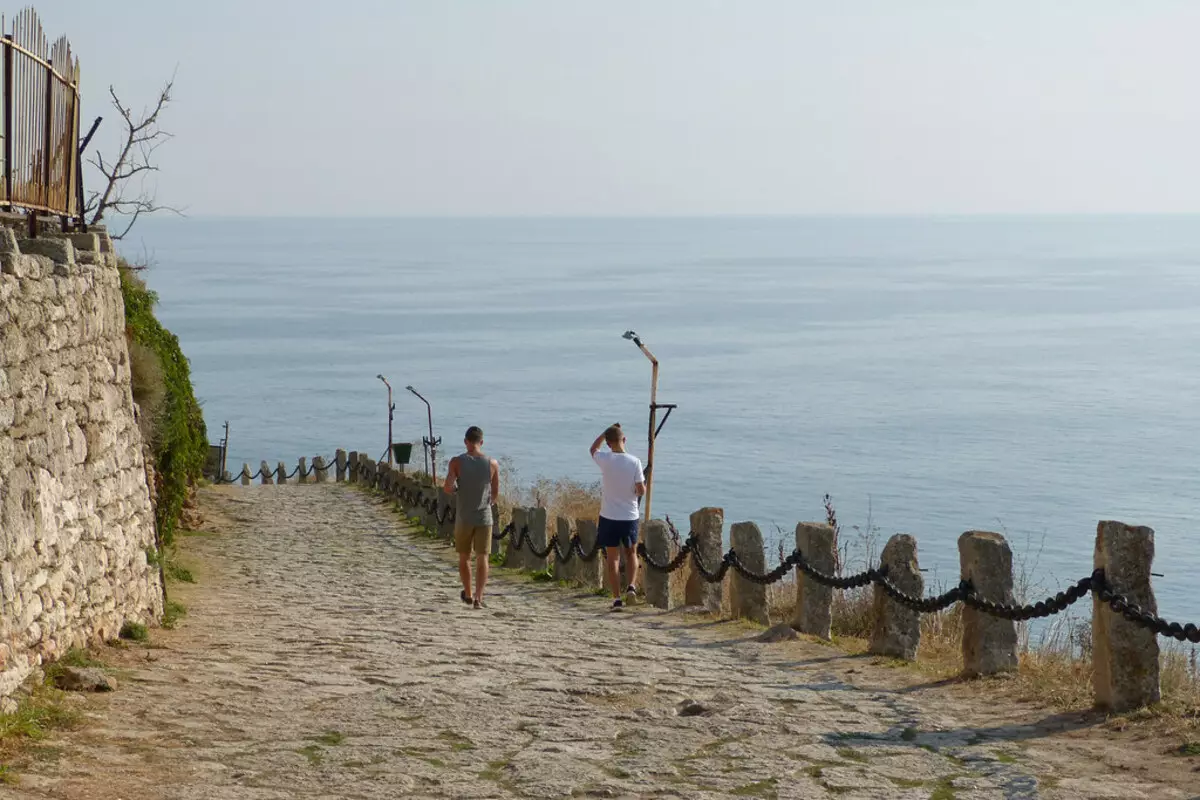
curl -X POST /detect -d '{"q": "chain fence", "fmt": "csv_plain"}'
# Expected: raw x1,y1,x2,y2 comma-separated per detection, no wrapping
215,455,1200,645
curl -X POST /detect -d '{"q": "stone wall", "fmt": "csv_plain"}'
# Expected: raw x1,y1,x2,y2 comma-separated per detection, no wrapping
0,225,163,698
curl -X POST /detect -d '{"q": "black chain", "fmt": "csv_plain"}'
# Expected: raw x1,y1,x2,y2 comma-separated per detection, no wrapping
216,455,1200,642
1094,570,1200,644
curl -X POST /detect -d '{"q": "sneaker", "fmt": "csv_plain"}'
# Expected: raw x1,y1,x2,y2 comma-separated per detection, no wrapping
625,584,637,598
473,599,485,610
611,598,624,611
460,590,471,605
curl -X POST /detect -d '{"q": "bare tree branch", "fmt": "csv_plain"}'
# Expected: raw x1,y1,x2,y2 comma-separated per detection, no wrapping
87,74,179,239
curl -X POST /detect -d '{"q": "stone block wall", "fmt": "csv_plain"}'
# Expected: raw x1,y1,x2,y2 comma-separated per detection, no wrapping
0,225,163,697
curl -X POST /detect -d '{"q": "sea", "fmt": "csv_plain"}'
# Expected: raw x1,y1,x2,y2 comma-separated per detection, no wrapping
133,215,1200,625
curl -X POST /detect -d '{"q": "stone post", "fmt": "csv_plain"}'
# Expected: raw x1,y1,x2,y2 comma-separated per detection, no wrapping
553,517,574,582
222,470,232,484
297,457,308,484
439,489,455,540
730,522,769,625
277,461,288,484
336,449,347,482
685,508,725,614
574,518,602,589
505,507,528,568
793,522,836,639
1093,521,1160,712
869,534,922,661
643,519,677,609
959,531,1018,677
240,463,251,486
525,508,549,572
314,456,329,484
347,451,359,483
260,461,273,485
491,505,502,556
375,460,387,491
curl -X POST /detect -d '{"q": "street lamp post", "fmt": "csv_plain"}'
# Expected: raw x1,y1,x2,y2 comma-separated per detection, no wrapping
377,374,395,465
406,385,439,483
622,330,675,522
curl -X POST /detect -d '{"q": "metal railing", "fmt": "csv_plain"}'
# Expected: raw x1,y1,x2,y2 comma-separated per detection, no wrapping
0,8,81,223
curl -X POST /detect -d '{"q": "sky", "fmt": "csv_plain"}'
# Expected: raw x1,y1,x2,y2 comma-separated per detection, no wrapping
25,1,1200,216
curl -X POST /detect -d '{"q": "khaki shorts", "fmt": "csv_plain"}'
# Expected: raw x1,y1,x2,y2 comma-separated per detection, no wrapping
454,523,492,555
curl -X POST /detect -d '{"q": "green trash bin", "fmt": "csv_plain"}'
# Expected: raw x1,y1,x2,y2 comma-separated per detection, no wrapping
391,442,413,465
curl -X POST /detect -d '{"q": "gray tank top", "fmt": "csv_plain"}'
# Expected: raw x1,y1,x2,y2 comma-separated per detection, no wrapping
455,452,493,527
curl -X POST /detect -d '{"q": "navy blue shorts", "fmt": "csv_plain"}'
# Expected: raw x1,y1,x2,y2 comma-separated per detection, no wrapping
597,516,639,549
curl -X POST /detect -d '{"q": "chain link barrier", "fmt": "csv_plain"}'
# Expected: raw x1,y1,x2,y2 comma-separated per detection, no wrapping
630,530,1199,640
216,459,1200,643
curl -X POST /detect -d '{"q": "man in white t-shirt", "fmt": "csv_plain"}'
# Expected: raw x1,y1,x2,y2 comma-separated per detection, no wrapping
589,423,646,611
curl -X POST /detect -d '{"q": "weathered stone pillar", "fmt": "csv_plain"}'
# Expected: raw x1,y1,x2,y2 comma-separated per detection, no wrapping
314,456,329,484
525,508,549,572
643,520,677,609
574,518,602,588
260,461,273,485
297,457,308,484
491,504,503,555
276,461,288,484
959,531,1018,677
505,507,528,568
336,449,347,482
222,470,232,484
347,451,359,483
793,522,836,639
730,522,769,625
375,460,387,491
870,534,922,661
359,458,371,488
240,463,251,486
684,508,725,614
553,517,574,582
439,489,455,539
1093,521,1160,712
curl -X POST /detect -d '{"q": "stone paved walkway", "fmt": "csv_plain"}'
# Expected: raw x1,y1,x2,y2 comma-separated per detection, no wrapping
9,485,1199,799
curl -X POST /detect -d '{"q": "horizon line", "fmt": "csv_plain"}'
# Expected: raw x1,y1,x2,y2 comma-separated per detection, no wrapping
127,211,1200,222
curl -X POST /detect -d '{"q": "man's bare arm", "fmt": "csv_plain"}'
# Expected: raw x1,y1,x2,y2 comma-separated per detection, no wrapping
442,457,459,494
490,459,500,506
634,481,646,498
589,432,606,456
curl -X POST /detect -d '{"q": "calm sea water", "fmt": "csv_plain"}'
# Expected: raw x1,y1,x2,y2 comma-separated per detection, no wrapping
135,216,1200,623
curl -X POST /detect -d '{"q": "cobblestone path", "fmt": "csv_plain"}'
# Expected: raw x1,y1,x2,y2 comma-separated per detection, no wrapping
9,485,1199,799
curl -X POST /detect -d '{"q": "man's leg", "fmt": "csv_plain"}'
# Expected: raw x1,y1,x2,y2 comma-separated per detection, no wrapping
623,543,640,593
458,552,472,597
454,525,473,601
474,527,490,603
604,548,622,599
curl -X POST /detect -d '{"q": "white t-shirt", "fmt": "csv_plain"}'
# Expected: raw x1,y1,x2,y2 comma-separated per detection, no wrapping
592,450,646,521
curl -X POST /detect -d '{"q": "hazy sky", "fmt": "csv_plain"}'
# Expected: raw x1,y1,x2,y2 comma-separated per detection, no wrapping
27,1,1200,216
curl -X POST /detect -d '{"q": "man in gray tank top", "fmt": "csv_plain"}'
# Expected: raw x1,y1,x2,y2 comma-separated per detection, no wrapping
442,426,500,609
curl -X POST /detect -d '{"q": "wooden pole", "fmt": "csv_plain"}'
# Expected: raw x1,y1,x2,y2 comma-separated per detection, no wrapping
637,341,659,522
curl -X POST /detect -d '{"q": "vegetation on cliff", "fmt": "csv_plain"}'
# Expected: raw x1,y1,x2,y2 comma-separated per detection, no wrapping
119,262,207,546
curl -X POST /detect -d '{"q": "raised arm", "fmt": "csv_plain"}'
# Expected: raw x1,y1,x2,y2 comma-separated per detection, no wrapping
589,431,607,457
489,458,500,506
442,456,459,494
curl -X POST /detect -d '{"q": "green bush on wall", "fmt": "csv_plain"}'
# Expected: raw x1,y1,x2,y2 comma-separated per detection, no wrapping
119,262,208,546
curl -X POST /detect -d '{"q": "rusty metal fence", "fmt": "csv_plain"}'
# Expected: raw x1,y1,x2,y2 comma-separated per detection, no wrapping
0,8,81,222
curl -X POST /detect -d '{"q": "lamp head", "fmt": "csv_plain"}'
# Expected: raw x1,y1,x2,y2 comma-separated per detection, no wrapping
405,385,415,393
622,330,643,346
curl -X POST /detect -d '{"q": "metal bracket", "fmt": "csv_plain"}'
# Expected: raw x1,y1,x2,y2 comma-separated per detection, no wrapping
652,403,677,441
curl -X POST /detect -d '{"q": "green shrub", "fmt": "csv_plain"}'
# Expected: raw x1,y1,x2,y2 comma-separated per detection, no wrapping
118,621,148,642
119,263,208,547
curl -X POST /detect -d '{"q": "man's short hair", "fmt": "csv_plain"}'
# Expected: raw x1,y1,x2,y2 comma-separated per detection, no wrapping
603,424,623,446
465,426,484,444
